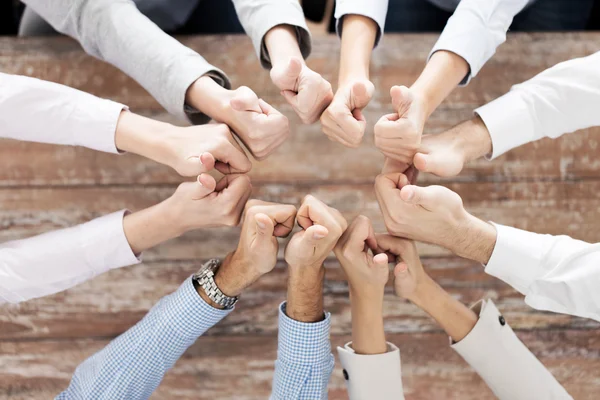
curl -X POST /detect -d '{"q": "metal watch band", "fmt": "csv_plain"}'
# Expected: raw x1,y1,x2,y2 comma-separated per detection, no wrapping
193,259,238,309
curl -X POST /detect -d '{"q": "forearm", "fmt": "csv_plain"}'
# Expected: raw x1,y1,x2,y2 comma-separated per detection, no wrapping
450,213,497,265
349,289,387,355
264,25,305,68
123,200,183,255
476,51,600,159
411,51,469,118
0,73,124,153
25,0,228,121
409,277,477,342
286,267,325,322
338,15,378,85
0,211,139,304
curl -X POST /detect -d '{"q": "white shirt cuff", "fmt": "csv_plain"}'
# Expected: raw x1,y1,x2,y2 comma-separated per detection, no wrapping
475,91,536,160
484,223,547,295
337,342,405,400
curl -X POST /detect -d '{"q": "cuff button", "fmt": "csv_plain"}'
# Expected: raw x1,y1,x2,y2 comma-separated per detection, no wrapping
499,315,506,326
343,369,349,380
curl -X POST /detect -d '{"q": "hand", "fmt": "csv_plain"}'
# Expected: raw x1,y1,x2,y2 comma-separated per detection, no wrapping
285,195,348,269
226,86,290,160
374,172,468,250
413,116,493,177
373,235,427,301
374,86,428,163
320,80,374,148
215,200,297,296
162,124,252,176
270,57,333,124
334,215,389,293
165,173,252,232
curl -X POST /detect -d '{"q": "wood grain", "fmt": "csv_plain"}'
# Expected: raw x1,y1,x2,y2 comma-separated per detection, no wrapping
0,180,598,261
1,330,599,400
2,258,598,340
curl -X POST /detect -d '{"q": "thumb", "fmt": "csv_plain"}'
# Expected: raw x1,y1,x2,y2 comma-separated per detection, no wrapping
230,87,261,113
373,253,389,268
280,90,298,107
413,153,431,173
186,173,217,200
350,81,374,110
254,212,275,243
390,85,413,116
299,224,329,248
393,262,410,283
399,185,430,206
283,57,303,84
185,152,215,175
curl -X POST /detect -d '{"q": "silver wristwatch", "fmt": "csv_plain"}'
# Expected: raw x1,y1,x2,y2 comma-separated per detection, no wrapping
193,259,238,309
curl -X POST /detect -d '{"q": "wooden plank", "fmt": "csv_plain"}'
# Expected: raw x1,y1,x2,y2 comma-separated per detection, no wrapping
2,33,599,110
1,330,599,399
0,181,598,262
2,259,598,340
1,113,599,187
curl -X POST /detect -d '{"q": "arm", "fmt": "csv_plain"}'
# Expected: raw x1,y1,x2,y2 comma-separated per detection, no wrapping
273,195,348,399
320,15,378,147
56,277,232,399
388,238,571,400
58,199,296,399
23,0,228,124
0,174,252,304
334,216,405,400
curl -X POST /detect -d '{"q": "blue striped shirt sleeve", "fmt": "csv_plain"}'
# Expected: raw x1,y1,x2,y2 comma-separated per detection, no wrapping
56,276,232,400
271,302,334,400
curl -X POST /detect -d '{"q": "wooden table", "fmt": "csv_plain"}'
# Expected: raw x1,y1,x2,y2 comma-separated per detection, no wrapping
0,33,599,400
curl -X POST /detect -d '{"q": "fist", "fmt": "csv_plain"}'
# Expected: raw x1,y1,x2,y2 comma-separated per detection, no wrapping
374,86,427,164
167,173,252,232
285,195,348,269
374,172,467,249
320,80,374,148
334,215,389,291
373,235,427,300
164,124,252,176
270,57,333,124
227,86,290,160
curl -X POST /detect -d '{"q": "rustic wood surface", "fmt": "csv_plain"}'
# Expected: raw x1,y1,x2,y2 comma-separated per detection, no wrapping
1,33,600,399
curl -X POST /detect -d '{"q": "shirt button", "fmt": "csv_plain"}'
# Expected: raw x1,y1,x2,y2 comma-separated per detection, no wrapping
343,369,349,380
499,315,506,326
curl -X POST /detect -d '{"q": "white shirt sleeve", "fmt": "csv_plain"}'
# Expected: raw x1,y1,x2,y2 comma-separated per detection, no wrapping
0,211,141,304
430,0,529,85
452,299,572,399
231,0,311,69
336,342,405,400
475,51,600,159
334,0,389,47
0,73,125,153
23,0,230,125
485,224,600,322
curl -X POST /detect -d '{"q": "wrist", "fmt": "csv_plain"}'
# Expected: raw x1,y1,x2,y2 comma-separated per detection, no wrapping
194,278,226,310
451,213,497,265
406,275,440,308
114,111,173,157
286,266,325,323
265,24,304,69
213,252,257,297
186,75,232,122
349,284,385,306
459,116,493,162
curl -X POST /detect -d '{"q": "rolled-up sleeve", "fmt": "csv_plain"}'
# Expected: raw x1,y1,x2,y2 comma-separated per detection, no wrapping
0,73,125,153
429,0,529,85
232,0,311,69
0,210,140,304
24,0,230,125
334,0,389,48
271,302,334,400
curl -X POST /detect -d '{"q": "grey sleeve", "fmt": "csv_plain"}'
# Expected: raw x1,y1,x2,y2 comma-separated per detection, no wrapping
23,0,231,124
231,0,311,69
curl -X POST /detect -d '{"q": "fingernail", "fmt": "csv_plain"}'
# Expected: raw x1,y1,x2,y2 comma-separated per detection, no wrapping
196,176,203,186
188,156,202,164
405,189,414,200
313,232,326,239
257,220,266,230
